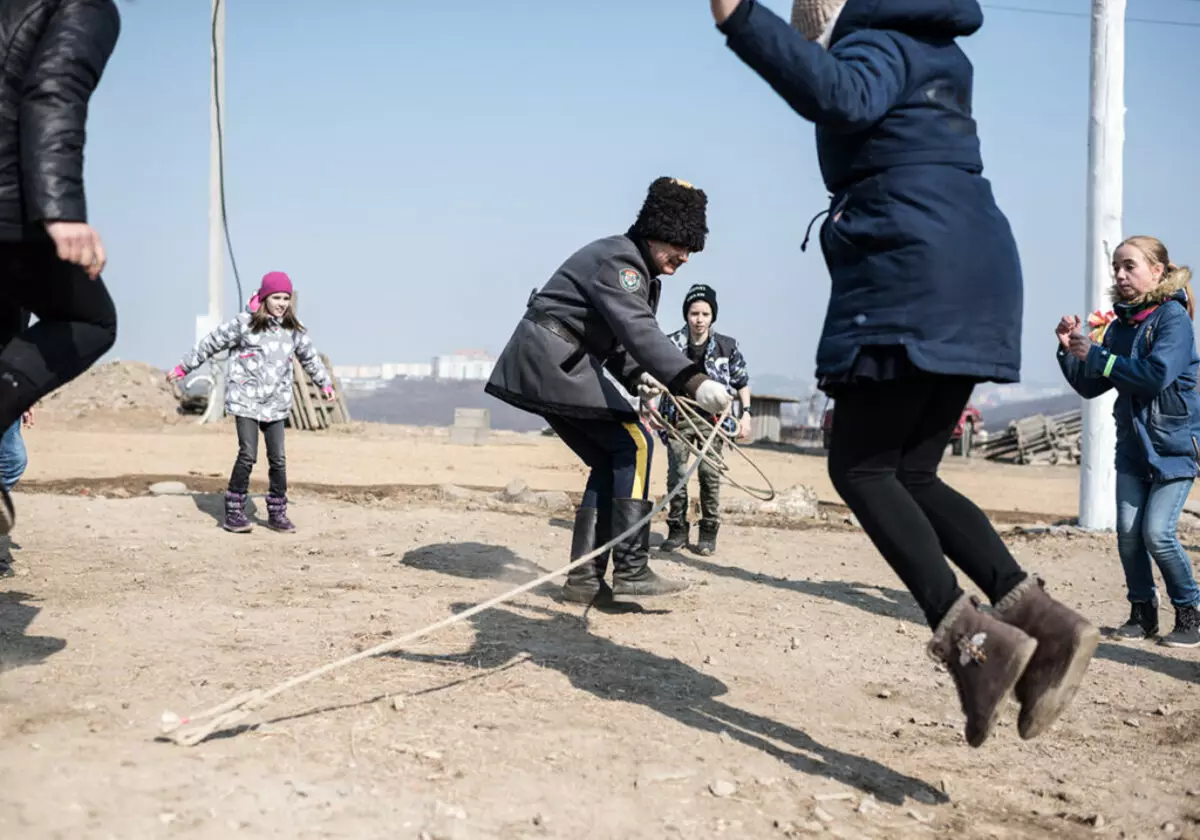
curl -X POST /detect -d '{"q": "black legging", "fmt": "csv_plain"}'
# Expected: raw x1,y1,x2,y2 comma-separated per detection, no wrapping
0,242,118,431
826,374,1027,628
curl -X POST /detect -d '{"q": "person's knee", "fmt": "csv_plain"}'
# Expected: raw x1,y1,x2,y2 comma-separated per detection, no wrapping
81,287,118,361
827,450,861,499
896,466,937,492
1142,522,1181,557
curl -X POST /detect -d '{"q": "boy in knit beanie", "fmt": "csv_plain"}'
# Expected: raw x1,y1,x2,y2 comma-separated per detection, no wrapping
655,284,751,556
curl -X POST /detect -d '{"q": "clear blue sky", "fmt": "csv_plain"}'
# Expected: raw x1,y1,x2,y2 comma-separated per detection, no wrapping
85,0,1200,385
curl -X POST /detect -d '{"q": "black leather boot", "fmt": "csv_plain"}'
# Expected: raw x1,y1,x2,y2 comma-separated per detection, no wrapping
659,519,689,553
611,498,690,600
560,506,613,605
696,521,719,556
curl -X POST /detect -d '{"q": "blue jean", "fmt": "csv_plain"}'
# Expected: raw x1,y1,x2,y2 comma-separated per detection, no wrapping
0,419,26,492
1116,472,1200,608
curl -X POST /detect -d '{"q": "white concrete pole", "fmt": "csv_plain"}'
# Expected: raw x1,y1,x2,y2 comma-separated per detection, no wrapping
208,0,225,331
199,0,228,424
1078,0,1125,530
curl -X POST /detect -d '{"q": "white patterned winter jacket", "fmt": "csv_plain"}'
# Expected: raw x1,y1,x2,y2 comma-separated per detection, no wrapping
179,313,332,423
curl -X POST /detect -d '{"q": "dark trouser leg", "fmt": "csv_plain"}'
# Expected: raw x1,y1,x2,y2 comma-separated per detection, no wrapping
221,417,257,532
545,414,615,601
229,417,260,494
826,376,969,629
0,244,118,432
0,244,117,534
665,432,691,527
261,419,295,531
892,379,1028,607
605,418,687,598
261,420,288,498
661,430,692,551
697,436,723,554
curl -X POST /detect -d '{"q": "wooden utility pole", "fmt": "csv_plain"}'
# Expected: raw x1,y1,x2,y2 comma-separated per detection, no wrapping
1078,0,1125,530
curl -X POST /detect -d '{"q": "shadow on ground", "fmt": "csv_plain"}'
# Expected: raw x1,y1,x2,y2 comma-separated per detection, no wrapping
0,591,66,674
392,540,948,807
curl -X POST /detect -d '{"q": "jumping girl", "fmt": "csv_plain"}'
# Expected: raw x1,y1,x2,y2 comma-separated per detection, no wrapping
710,0,1098,748
168,271,334,534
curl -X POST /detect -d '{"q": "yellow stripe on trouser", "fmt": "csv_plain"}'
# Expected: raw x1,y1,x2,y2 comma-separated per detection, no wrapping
621,422,650,501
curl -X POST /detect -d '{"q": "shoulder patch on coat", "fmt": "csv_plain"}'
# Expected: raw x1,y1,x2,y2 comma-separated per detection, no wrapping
618,268,642,292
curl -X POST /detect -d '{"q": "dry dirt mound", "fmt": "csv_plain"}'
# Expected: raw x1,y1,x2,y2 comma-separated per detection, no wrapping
36,360,182,427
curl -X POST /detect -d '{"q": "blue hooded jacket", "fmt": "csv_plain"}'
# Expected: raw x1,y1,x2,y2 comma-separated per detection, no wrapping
1058,273,1200,484
718,0,1023,385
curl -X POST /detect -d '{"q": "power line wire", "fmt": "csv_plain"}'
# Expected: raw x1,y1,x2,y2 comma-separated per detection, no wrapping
983,2,1200,27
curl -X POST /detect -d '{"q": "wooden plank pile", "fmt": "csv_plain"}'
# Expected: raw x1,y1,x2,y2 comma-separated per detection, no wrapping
976,409,1083,465
287,353,352,430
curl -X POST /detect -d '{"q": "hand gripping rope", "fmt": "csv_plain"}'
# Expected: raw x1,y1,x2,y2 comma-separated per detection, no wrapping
157,393,774,746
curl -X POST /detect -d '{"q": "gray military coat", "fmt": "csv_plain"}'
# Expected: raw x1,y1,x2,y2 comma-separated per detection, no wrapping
485,235,703,422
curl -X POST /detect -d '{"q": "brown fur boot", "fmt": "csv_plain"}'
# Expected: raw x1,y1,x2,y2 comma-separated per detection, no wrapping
994,576,1099,740
927,593,1038,748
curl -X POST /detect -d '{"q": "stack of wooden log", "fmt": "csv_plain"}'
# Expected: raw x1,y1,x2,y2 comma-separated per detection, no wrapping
287,353,352,430
976,409,1083,465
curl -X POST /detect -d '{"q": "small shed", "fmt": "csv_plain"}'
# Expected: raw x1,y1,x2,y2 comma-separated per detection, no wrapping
748,393,800,443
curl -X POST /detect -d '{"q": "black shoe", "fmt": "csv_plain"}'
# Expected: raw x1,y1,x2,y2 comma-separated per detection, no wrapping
695,521,719,556
1110,599,1159,640
0,559,13,578
560,506,613,605
1158,604,1200,648
658,520,689,553
610,498,690,600
0,489,13,537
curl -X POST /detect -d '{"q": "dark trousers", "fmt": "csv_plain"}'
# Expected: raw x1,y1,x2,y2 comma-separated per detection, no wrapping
666,425,723,527
544,414,654,528
229,416,287,497
826,374,1026,629
0,243,118,431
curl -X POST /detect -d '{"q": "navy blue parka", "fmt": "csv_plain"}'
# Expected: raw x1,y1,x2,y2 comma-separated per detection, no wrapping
718,0,1023,387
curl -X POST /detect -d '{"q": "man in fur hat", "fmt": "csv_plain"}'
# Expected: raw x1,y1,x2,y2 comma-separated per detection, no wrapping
486,177,733,605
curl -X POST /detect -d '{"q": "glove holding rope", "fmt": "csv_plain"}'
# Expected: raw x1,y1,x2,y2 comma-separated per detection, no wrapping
694,379,732,415
636,371,664,402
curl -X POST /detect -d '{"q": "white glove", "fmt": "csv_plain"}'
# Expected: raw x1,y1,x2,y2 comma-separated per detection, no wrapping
636,372,664,402
694,379,732,414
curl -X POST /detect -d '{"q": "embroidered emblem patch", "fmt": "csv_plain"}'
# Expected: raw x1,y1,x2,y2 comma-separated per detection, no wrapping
618,268,642,292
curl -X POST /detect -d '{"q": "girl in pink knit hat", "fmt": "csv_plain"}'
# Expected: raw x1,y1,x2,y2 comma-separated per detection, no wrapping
167,271,335,533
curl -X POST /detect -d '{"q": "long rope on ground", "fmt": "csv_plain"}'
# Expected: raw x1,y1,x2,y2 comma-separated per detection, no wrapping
156,394,736,747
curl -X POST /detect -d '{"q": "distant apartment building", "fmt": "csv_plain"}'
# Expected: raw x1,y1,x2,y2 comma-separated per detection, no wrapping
334,350,495,391
433,350,495,381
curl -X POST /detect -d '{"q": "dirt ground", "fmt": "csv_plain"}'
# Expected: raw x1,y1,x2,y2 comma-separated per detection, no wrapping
1,418,1198,839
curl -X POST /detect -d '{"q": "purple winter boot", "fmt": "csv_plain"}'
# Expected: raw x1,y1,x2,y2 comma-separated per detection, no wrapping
266,495,296,533
223,491,253,533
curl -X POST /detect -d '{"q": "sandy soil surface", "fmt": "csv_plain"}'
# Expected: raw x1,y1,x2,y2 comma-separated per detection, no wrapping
1,415,1198,839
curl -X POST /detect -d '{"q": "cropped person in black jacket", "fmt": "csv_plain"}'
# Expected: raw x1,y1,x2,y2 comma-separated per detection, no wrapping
0,0,121,534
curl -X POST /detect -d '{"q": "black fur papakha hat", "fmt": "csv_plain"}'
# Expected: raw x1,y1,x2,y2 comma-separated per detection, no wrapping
628,177,708,252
